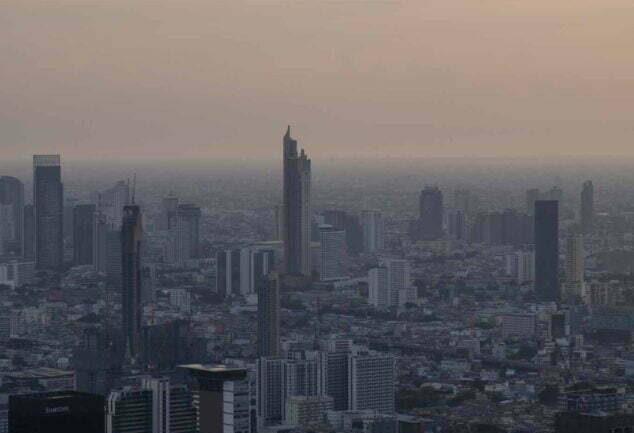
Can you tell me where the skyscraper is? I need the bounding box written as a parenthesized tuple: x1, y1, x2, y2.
(257, 272, 280, 358)
(526, 188, 541, 215)
(580, 180, 594, 233)
(419, 186, 443, 240)
(318, 225, 347, 281)
(361, 210, 384, 252)
(121, 205, 143, 360)
(97, 180, 130, 228)
(171, 204, 201, 265)
(73, 204, 96, 266)
(161, 195, 179, 230)
(535, 200, 559, 302)
(282, 126, 312, 276)
(22, 204, 34, 261)
(33, 155, 64, 270)
(0, 176, 24, 257)
(564, 233, 585, 298)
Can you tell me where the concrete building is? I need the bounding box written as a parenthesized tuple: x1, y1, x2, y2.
(501, 313, 536, 339)
(257, 273, 280, 358)
(535, 200, 559, 302)
(286, 395, 333, 428)
(361, 211, 384, 253)
(564, 233, 585, 298)
(368, 259, 412, 308)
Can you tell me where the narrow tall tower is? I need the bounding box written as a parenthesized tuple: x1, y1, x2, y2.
(535, 200, 559, 302)
(282, 126, 311, 276)
(121, 205, 142, 360)
(33, 155, 64, 270)
(419, 186, 443, 241)
(257, 272, 280, 358)
(580, 180, 594, 233)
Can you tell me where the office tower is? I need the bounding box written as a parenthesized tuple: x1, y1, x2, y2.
(419, 186, 443, 240)
(448, 210, 464, 241)
(121, 205, 143, 360)
(33, 155, 64, 270)
(505, 251, 535, 284)
(256, 358, 284, 426)
(361, 211, 384, 252)
(73, 204, 96, 266)
(170, 204, 201, 265)
(526, 188, 541, 215)
(98, 180, 130, 228)
(282, 126, 312, 276)
(369, 258, 412, 308)
(9, 391, 105, 433)
(453, 189, 479, 217)
(181, 365, 250, 433)
(22, 204, 35, 260)
(162, 195, 179, 230)
(0, 176, 24, 257)
(580, 180, 594, 232)
(257, 273, 280, 358)
(349, 354, 396, 414)
(318, 225, 347, 281)
(535, 200, 559, 302)
(323, 210, 347, 231)
(564, 233, 585, 298)
(106, 378, 196, 433)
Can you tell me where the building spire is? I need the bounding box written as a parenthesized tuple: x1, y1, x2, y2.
(285, 125, 291, 138)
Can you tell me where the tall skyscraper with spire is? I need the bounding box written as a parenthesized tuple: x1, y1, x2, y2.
(33, 155, 64, 270)
(282, 126, 312, 276)
(121, 204, 142, 360)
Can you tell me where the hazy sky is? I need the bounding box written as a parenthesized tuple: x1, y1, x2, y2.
(2, 0, 634, 160)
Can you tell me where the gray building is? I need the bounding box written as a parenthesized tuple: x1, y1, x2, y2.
(33, 155, 64, 270)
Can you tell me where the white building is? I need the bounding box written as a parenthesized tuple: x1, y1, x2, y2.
(368, 258, 412, 308)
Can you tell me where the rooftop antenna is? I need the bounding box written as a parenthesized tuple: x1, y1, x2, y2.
(131, 173, 137, 205)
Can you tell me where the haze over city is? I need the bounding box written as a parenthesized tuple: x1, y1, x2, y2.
(3, 0, 634, 159)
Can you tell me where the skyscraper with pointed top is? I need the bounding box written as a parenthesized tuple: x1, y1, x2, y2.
(121, 204, 142, 361)
(282, 126, 312, 276)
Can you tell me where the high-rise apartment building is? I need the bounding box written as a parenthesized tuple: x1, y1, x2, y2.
(318, 225, 347, 281)
(418, 186, 443, 241)
(216, 249, 242, 297)
(33, 155, 64, 270)
(369, 258, 412, 308)
(535, 200, 559, 302)
(580, 180, 594, 233)
(0, 176, 24, 257)
(257, 273, 280, 358)
(564, 233, 585, 298)
(73, 204, 96, 266)
(121, 205, 143, 360)
(282, 126, 312, 276)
